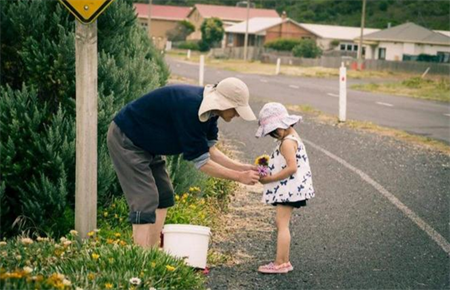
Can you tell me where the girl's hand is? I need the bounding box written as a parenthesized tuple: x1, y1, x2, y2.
(259, 176, 271, 184)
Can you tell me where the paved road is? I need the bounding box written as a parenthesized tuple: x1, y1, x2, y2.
(210, 101, 450, 290)
(166, 57, 450, 144)
(165, 58, 450, 289)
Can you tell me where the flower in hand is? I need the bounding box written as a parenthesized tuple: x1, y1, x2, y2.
(254, 154, 270, 177)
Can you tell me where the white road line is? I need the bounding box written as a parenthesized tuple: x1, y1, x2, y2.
(303, 138, 450, 256)
(289, 85, 300, 89)
(327, 93, 339, 98)
(260, 79, 268, 83)
(444, 114, 450, 117)
(376, 102, 394, 107)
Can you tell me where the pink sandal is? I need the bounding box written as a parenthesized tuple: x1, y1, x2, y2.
(258, 262, 288, 274)
(283, 262, 294, 272)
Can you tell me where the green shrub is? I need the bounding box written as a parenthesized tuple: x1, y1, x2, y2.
(0, 0, 168, 238)
(292, 39, 322, 58)
(200, 17, 224, 50)
(264, 38, 303, 51)
(175, 40, 201, 51)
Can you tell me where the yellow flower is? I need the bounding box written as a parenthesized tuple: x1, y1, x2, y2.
(175, 195, 180, 201)
(255, 154, 270, 166)
(62, 279, 71, 286)
(87, 231, 94, 237)
(119, 240, 127, 246)
(88, 273, 95, 280)
(91, 253, 100, 260)
(119, 218, 123, 222)
(109, 258, 114, 263)
(182, 193, 188, 199)
(200, 214, 206, 220)
(106, 239, 114, 244)
(189, 205, 197, 209)
(105, 283, 113, 289)
(0, 241, 6, 246)
(69, 230, 78, 236)
(200, 199, 205, 205)
(114, 233, 121, 238)
(21, 238, 33, 245)
(63, 241, 72, 247)
(103, 212, 109, 217)
(114, 214, 119, 219)
(165, 265, 176, 271)
(23, 266, 33, 274)
(151, 262, 156, 268)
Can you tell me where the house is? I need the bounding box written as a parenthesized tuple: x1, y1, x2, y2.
(186, 4, 279, 41)
(355, 22, 450, 62)
(134, 3, 192, 49)
(225, 15, 316, 48)
(225, 17, 379, 53)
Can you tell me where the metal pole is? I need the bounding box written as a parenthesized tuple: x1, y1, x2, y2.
(147, 0, 152, 38)
(339, 62, 347, 122)
(357, 0, 366, 70)
(199, 55, 205, 86)
(243, 0, 250, 61)
(75, 21, 98, 239)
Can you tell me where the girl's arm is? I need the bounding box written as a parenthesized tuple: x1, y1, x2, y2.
(209, 146, 257, 171)
(260, 139, 298, 184)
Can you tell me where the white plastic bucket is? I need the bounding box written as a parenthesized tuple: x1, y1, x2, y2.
(162, 224, 211, 269)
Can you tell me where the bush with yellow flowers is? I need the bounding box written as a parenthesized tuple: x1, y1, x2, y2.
(166, 187, 212, 226)
(0, 230, 205, 290)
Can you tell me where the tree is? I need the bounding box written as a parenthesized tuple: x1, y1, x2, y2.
(200, 17, 224, 51)
(166, 20, 195, 42)
(0, 0, 169, 238)
(292, 39, 322, 58)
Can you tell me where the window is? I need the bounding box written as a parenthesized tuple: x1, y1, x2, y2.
(346, 44, 353, 51)
(353, 45, 358, 51)
(227, 34, 234, 46)
(437, 52, 450, 63)
(340, 44, 346, 51)
(378, 48, 386, 60)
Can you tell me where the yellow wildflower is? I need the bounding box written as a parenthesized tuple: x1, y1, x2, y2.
(87, 273, 95, 280)
(200, 199, 205, 205)
(182, 193, 188, 199)
(0, 241, 6, 246)
(119, 240, 127, 246)
(69, 230, 78, 236)
(114, 233, 121, 238)
(23, 266, 33, 274)
(87, 231, 94, 237)
(255, 154, 270, 166)
(151, 262, 156, 268)
(189, 205, 197, 209)
(91, 253, 100, 260)
(106, 239, 114, 244)
(175, 195, 180, 201)
(115, 214, 119, 219)
(105, 283, 113, 289)
(21, 238, 33, 245)
(103, 212, 109, 217)
(62, 279, 71, 286)
(165, 265, 176, 271)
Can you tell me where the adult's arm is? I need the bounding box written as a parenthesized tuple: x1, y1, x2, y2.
(209, 146, 256, 171)
(199, 159, 259, 185)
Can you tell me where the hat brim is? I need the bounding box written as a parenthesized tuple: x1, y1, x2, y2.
(236, 105, 256, 121)
(199, 85, 256, 122)
(255, 115, 302, 138)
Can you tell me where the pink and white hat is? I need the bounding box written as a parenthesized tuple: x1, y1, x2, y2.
(255, 102, 302, 138)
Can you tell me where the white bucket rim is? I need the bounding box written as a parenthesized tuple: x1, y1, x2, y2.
(162, 224, 211, 236)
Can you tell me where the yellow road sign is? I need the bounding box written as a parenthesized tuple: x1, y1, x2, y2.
(59, 0, 114, 24)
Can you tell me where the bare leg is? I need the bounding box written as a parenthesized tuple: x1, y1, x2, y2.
(132, 208, 168, 248)
(275, 205, 293, 265)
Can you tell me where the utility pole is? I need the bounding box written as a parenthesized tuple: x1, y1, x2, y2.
(147, 0, 152, 39)
(243, 0, 250, 61)
(357, 0, 366, 70)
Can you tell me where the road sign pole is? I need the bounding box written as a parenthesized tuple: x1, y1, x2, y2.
(75, 20, 98, 239)
(339, 62, 347, 122)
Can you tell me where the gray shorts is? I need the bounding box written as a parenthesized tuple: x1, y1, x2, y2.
(106, 121, 175, 224)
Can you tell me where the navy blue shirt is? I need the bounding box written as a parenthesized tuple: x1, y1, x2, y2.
(114, 85, 219, 161)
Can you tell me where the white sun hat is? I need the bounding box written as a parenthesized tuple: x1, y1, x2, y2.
(199, 77, 256, 122)
(255, 102, 302, 138)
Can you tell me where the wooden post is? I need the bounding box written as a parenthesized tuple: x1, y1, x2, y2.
(275, 58, 281, 75)
(339, 62, 347, 122)
(75, 20, 98, 239)
(243, 0, 250, 61)
(199, 55, 205, 86)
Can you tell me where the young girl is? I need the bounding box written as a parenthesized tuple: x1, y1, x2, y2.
(255, 102, 315, 274)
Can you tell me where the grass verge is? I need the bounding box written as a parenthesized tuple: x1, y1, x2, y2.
(351, 77, 450, 103)
(286, 104, 450, 155)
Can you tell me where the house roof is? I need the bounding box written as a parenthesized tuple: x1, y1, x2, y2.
(299, 23, 380, 40)
(225, 17, 284, 35)
(360, 22, 450, 45)
(133, 3, 191, 21)
(189, 4, 279, 22)
(434, 30, 450, 38)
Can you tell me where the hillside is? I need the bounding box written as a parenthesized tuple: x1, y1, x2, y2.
(143, 0, 449, 30)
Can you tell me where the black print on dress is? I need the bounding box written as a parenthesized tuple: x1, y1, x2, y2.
(274, 185, 280, 193)
(297, 185, 304, 192)
(288, 192, 293, 197)
(282, 165, 287, 169)
(271, 152, 275, 159)
(269, 164, 275, 170)
(289, 175, 295, 180)
(280, 180, 288, 186)
(265, 190, 273, 195)
(275, 149, 280, 156)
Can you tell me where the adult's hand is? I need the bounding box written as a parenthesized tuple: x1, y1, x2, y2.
(238, 170, 260, 185)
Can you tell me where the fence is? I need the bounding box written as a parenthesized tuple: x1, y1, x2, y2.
(210, 47, 450, 75)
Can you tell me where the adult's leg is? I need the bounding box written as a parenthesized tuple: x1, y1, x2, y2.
(275, 205, 294, 265)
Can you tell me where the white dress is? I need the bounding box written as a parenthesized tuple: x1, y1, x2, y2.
(262, 135, 315, 204)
